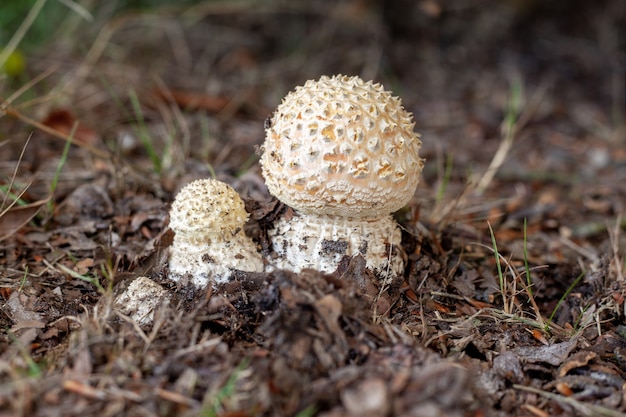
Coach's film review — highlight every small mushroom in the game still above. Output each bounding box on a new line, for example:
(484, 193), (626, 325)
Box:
(260, 74), (424, 280)
(168, 178), (264, 287)
(115, 276), (170, 327)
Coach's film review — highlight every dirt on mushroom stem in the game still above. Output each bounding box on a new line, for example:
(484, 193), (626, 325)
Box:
(268, 212), (406, 284)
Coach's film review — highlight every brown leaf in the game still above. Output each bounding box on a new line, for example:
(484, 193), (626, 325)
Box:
(558, 350), (597, 377)
(152, 87), (229, 112)
(54, 183), (113, 226)
(555, 381), (574, 396)
(74, 258), (94, 275)
(0, 197), (50, 241)
(41, 108), (101, 146)
(514, 339), (578, 366)
(5, 291), (45, 330)
(530, 329), (549, 345)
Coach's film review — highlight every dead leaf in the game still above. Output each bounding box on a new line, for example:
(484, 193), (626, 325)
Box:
(152, 87), (229, 112)
(4, 291), (45, 330)
(74, 258), (94, 275)
(54, 183), (113, 226)
(558, 350), (597, 377)
(41, 108), (100, 146)
(513, 339), (578, 366)
(0, 197), (50, 241)
(530, 329), (549, 345)
(555, 381), (574, 396)
(493, 351), (525, 384)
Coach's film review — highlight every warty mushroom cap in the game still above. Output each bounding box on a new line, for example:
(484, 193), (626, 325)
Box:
(169, 178), (250, 244)
(260, 74), (424, 219)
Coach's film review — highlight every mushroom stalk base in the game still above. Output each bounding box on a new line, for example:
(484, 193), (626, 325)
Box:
(268, 212), (405, 280)
(168, 233), (264, 288)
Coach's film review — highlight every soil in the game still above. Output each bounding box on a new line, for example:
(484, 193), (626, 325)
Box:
(1, 1), (625, 416)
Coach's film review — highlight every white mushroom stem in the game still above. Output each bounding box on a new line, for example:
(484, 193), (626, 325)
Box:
(268, 212), (404, 281)
(169, 229), (263, 287)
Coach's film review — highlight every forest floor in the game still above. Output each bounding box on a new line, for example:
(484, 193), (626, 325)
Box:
(1, 1), (625, 416)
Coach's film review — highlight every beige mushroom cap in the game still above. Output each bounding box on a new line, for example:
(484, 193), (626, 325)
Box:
(169, 178), (249, 244)
(260, 74), (424, 219)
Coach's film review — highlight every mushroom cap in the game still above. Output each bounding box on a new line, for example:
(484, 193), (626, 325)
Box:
(169, 178), (249, 243)
(260, 74), (424, 219)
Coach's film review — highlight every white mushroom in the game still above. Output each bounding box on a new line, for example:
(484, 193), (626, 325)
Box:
(260, 74), (424, 280)
(115, 276), (170, 327)
(168, 178), (264, 287)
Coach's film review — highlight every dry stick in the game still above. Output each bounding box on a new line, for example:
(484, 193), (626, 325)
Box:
(64, 2), (246, 93)
(61, 13), (133, 93)
(56, 0), (93, 21)
(516, 265), (549, 329)
(475, 80), (549, 195)
(476, 112), (517, 195)
(4, 66), (58, 107)
(0, 133), (32, 212)
(608, 214), (624, 282)
(514, 384), (626, 417)
(0, 100), (109, 159)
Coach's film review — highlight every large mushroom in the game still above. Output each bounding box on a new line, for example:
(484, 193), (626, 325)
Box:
(168, 178), (264, 287)
(260, 74), (424, 281)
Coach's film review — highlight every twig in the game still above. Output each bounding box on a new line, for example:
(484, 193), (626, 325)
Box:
(608, 214), (624, 281)
(0, 100), (109, 158)
(513, 384), (626, 417)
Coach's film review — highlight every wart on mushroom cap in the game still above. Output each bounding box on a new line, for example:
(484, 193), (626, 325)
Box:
(168, 178), (264, 287)
(260, 74), (424, 279)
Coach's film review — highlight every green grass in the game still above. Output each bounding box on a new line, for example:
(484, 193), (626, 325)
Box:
(128, 90), (165, 173)
(18, 266), (29, 291)
(435, 152), (453, 204)
(0, 0), (92, 78)
(47, 121), (75, 212)
(236, 154), (259, 177)
(0, 184), (29, 207)
(201, 358), (251, 417)
(98, 73), (175, 175)
(475, 78), (523, 194)
(488, 222), (506, 306)
(548, 270), (586, 328)
(7, 330), (43, 378)
(295, 405), (317, 417)
(0, 0), (50, 56)
(55, 262), (106, 294)
(0, 0), (201, 52)
(523, 218), (532, 297)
